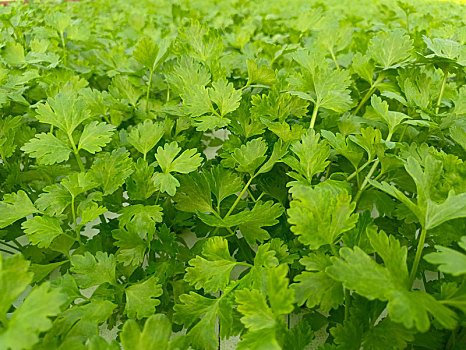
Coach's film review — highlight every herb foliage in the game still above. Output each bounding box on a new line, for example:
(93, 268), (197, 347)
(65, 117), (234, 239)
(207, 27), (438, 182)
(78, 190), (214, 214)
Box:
(0, 0), (465, 349)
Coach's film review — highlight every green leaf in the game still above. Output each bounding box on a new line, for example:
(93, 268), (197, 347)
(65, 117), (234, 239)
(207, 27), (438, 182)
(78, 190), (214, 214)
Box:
(292, 252), (344, 312)
(0, 191), (39, 229)
(173, 292), (220, 350)
(21, 216), (64, 248)
(424, 237), (466, 276)
(2, 42), (26, 66)
(425, 191), (466, 230)
(368, 29), (413, 69)
(21, 133), (71, 165)
(174, 171), (213, 213)
(133, 37), (171, 71)
(231, 138), (267, 175)
(371, 95), (409, 133)
(61, 171), (98, 198)
(35, 185), (72, 216)
(282, 319), (314, 350)
(0, 282), (68, 350)
(0, 254), (33, 320)
(236, 289), (276, 331)
(90, 148), (134, 195)
(266, 264), (295, 315)
(247, 59), (276, 86)
(128, 120), (165, 158)
(126, 159), (157, 201)
(209, 78), (242, 117)
(327, 231), (457, 332)
(152, 142), (202, 196)
(121, 314), (178, 350)
(70, 251), (116, 288)
(290, 49), (352, 112)
(167, 55), (211, 95)
(288, 184), (358, 249)
(182, 85), (213, 117)
(78, 121), (115, 154)
(35, 92), (91, 135)
(125, 276), (163, 319)
(206, 165), (243, 205)
(185, 236), (237, 293)
(238, 200), (285, 245)
(284, 130), (330, 183)
(119, 204), (163, 234)
(113, 227), (148, 267)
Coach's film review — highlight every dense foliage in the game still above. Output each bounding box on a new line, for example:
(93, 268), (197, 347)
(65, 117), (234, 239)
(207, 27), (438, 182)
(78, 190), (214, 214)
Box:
(0, 0), (465, 349)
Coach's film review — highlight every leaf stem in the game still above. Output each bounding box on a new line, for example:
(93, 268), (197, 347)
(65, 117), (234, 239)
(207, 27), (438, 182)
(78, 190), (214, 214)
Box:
(354, 75), (384, 115)
(330, 49), (340, 71)
(346, 159), (371, 181)
(309, 103), (320, 129)
(435, 70), (448, 115)
(353, 131), (393, 203)
(344, 289), (350, 321)
(60, 32), (67, 66)
(224, 175), (254, 219)
(68, 133), (85, 172)
(409, 226), (427, 286)
(145, 69), (154, 115)
(71, 196), (82, 245)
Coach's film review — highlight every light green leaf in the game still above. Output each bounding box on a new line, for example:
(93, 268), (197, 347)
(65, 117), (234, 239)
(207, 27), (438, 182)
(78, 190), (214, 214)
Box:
(21, 216), (64, 248)
(35, 92), (91, 135)
(288, 184), (358, 249)
(128, 120), (165, 158)
(0, 254), (33, 319)
(231, 138), (267, 175)
(90, 148), (134, 195)
(185, 236), (237, 293)
(125, 276), (163, 319)
(61, 171), (98, 198)
(78, 121), (115, 154)
(3, 42), (26, 66)
(0, 191), (39, 229)
(121, 314), (176, 350)
(424, 237), (466, 276)
(0, 282), (67, 350)
(70, 251), (116, 288)
(21, 133), (71, 165)
(209, 78), (241, 117)
(368, 29), (413, 69)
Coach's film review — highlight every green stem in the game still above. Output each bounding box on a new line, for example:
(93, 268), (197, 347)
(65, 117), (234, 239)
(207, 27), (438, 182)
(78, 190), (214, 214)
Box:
(354, 75), (384, 115)
(155, 191), (161, 205)
(330, 49), (340, 71)
(309, 103), (320, 129)
(71, 196), (82, 245)
(354, 132), (393, 203)
(354, 159), (379, 203)
(435, 70), (448, 115)
(60, 32), (67, 66)
(68, 133), (85, 172)
(236, 261), (254, 268)
(247, 188), (256, 202)
(62, 230), (80, 244)
(409, 226), (427, 285)
(145, 69), (154, 115)
(346, 159), (371, 181)
(224, 175), (254, 219)
(344, 289), (350, 321)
